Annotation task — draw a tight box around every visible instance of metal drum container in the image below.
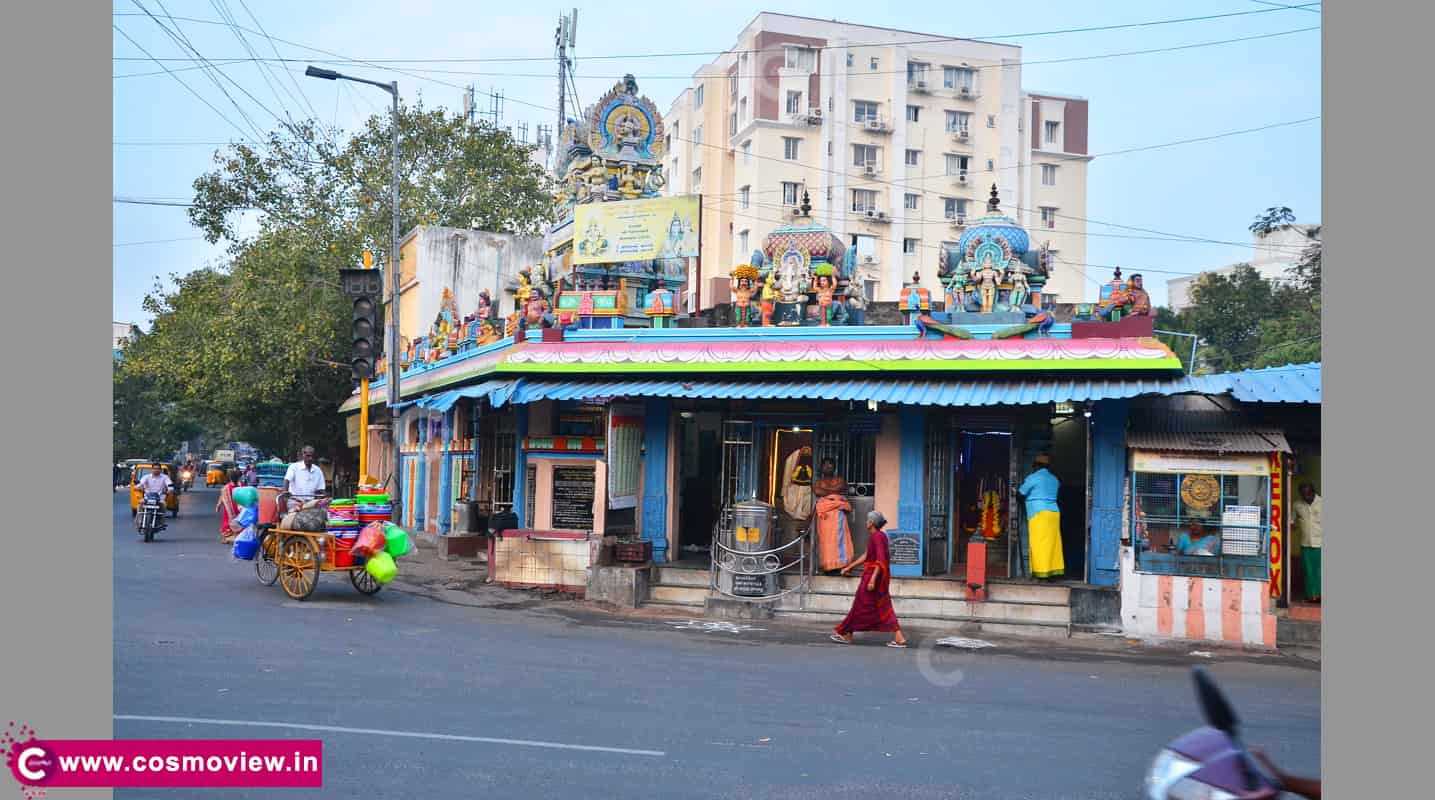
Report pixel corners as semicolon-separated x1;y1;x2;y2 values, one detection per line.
717;500;778;597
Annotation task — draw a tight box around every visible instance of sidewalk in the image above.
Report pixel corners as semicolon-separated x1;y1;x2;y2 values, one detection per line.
387;536;1318;669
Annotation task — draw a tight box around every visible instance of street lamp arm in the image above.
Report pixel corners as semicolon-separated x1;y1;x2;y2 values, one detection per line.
304;65;397;96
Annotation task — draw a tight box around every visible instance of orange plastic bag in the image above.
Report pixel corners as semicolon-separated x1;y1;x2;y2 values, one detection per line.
353;521;388;559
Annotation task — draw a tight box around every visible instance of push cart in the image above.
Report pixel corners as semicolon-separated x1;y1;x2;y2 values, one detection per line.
254;524;382;601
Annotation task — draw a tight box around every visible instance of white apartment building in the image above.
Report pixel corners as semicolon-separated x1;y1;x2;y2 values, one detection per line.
663;12;1092;306
1166;224;1320;312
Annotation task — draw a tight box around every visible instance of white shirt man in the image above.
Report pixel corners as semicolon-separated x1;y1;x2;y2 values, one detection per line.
283;448;327;512
136;470;173;497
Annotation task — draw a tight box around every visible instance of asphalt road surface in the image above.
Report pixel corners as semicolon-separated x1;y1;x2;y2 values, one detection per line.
114;489;1320;799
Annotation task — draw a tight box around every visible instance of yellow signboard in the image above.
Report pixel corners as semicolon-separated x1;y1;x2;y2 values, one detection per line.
572;196;700;265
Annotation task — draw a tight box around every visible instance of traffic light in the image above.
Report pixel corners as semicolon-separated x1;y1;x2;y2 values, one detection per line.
339;267;384;382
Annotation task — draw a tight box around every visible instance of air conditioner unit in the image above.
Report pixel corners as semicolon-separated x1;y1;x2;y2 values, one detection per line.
811;108;822;117
956;215;967;226
914;80;928;90
957;171;969;185
864;209;878;219
865;119;887;132
958;129;970;141
863;164;878;176
959;86;972;98
862;255;876;264
876;211;889;221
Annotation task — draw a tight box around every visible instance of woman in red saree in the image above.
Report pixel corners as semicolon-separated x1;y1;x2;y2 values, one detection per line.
830;511;908;648
215;468;241;544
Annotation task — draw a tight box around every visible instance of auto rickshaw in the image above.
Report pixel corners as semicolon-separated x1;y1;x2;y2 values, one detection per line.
206;461;234;487
130;464;180;518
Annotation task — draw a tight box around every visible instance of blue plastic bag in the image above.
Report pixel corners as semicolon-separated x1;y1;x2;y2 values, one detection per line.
231;526;259;560
235;504;258;529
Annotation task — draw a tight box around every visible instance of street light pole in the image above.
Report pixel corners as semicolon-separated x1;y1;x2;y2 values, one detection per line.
306;66;404;523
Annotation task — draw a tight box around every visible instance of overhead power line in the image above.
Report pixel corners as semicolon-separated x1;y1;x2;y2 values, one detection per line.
112;4;1320;64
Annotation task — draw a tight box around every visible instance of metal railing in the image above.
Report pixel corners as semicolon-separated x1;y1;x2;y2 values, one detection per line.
709;513;813;605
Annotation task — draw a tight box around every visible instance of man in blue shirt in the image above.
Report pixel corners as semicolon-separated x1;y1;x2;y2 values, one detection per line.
1017;454;1064;579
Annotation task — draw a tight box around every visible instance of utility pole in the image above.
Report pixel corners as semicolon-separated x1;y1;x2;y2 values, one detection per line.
554;9;576;169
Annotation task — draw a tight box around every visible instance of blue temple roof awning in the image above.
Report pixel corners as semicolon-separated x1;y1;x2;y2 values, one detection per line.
489;364;1320;408
413;380;521;413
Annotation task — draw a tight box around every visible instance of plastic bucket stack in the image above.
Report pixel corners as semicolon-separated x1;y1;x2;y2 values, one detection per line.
327;499;362;568
355;489;392;526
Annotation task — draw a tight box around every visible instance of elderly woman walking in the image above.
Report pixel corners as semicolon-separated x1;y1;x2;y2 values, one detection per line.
830;511;908;648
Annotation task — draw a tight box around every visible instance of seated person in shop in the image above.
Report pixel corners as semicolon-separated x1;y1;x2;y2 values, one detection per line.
812;458;854;573
1175;521;1220;556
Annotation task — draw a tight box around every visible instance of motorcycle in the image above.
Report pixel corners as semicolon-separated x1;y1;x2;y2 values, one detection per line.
180;468;194;493
1146;666;1320;799
136;491;168;543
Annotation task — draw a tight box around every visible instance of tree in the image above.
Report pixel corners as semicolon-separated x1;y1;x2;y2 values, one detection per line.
1249;206;1296;236
113;347;206;461
124;102;555;456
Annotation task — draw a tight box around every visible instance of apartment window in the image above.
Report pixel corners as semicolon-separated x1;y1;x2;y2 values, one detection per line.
852;144;879;168
944;66;974;91
851;189;878;213
741;140;751;164
846;53;854;67
986;114;997;128
730;73;738;99
664;134;671;152
694;126;702;146
740;97;747;121
786;90;803;115
905;149;920;167
783;137;801;160
1045;120;1061;145
906;105;921;122
1040;206;1058;229
943;197;968;220
853;100;880;123
729;112;737;136
907;62;928;84
785;46;816;71
986;158;995;172
870;57;879;71
903;238;920;255
694;85;704;109
828;141;833;156
692;167;702;187
946;110;972;134
740;185;751;209
1041;164;1057;186
782;181;801;206
738;229;750;255
944;153;970;176
904;193;920;210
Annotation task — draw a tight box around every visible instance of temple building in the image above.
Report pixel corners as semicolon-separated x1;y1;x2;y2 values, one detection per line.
340;74;1318;650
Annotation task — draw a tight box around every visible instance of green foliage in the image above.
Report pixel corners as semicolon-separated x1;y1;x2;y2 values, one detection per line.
1155;210;1320;374
124;101;555;455
112;353;205;461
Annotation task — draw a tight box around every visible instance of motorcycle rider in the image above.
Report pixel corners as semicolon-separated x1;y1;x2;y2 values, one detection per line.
136;462;174;532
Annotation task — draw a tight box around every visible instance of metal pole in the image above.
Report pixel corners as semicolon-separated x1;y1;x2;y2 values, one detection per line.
388;82;403;521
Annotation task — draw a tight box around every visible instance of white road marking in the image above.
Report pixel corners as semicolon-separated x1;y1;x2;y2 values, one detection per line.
115;714;665;757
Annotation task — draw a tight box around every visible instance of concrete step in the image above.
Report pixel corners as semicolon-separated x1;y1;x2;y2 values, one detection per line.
774;591;1070;624
647;584;709;606
779;573;1071;605
772;610;1070;640
1277;617;1321;648
651;566;711;588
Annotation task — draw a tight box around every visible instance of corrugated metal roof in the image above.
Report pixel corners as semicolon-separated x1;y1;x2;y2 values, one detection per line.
499;377;1208;408
1189;363;1320;404
1127;429;1292;454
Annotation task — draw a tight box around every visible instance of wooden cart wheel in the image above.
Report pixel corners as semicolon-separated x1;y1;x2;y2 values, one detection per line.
278;535;319;601
350;567;382;595
255;534;280;586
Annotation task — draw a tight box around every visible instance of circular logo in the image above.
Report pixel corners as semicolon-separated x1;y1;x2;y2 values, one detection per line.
11;741;56;786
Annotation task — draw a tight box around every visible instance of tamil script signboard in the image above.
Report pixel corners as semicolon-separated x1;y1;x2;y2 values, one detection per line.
572;196;700;265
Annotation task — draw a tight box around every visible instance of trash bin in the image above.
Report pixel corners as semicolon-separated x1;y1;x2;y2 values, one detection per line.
718;500;778;597
451;501;472;536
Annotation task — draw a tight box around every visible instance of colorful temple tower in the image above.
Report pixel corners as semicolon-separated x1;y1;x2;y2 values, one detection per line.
938;184;1053;322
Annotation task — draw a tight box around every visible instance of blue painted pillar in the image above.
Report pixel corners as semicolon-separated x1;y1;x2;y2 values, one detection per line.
641;398;671;564
513;407;528;527
1088;399;1129;587
894;406;926;578
437;410;454;534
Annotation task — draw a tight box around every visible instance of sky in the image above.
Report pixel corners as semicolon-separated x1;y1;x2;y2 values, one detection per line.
112;0;1321;326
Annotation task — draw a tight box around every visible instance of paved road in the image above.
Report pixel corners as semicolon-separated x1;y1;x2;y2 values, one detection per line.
114;490;1319;799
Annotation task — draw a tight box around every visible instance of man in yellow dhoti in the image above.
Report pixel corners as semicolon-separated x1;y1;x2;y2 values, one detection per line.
1017;454;1064;579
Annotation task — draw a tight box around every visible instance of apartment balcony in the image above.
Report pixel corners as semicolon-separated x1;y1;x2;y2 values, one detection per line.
786;109;824;127
907;78;932;94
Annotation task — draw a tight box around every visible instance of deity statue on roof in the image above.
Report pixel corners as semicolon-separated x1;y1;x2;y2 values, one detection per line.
811;265;839;326
730;264;760;327
972;254;1002;313
1006;267;1031;312
1127;273;1152;316
775;245;811;305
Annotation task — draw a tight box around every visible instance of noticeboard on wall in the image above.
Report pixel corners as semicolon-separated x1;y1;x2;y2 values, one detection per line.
888;532;922;569
551;465;596;531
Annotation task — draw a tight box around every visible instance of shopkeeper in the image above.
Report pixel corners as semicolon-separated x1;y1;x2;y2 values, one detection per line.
280;446;327;513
